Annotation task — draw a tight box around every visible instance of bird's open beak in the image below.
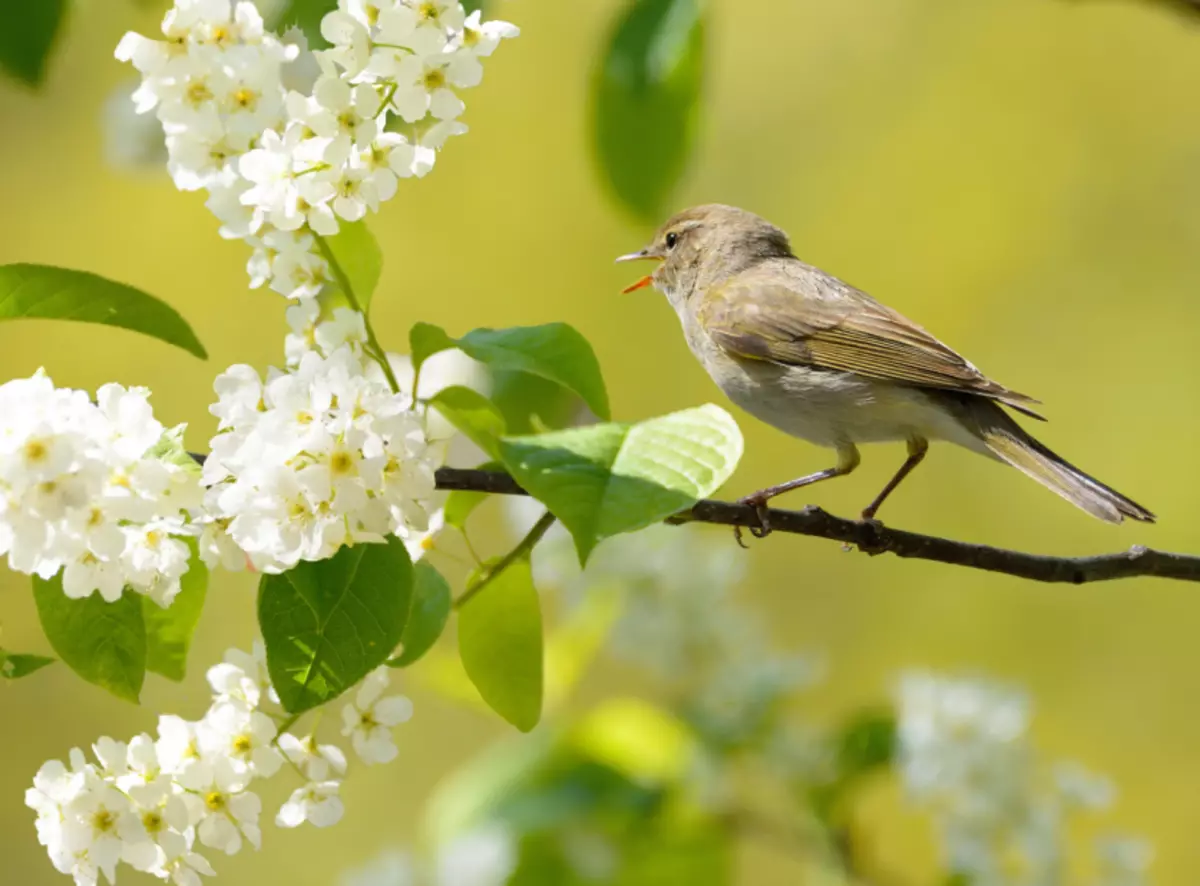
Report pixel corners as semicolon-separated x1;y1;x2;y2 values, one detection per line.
615;247;663;294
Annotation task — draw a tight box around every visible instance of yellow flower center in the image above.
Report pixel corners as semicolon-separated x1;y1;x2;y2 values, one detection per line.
232;734;253;754
463;28;480;47
205;791;226;812
417;2;439;22
142;810;164;834
421;68;446;91
23;440;48;463
330;451;354;475
92;808;117;833
186;81;213;106
232;88;258;110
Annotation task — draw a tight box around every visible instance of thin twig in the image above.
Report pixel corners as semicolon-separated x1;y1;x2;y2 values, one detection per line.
454;509;557;608
433;468;1200;585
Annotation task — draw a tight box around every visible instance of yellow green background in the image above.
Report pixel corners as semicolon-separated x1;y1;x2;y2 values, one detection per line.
2;0;1199;882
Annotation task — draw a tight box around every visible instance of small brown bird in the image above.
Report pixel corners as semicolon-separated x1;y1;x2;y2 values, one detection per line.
618;204;1154;536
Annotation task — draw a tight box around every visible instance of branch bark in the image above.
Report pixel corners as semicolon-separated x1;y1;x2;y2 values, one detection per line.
433;468;1200;585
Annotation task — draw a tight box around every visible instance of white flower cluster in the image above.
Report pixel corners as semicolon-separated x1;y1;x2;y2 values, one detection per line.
897;673;1152;886
0;372;201;606
200;345;440;572
28;645;413;885
117;0;517;301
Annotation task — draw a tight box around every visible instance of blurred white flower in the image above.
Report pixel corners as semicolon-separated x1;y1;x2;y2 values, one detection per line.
197;702;283;779
278;732;348;782
180;757;262;855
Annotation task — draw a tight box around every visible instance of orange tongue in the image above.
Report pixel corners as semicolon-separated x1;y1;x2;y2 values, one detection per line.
621;275;654;294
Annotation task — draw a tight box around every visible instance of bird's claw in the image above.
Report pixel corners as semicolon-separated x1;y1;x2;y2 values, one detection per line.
734;497;772;547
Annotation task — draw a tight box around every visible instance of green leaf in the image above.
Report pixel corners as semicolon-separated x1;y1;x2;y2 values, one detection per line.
319;220;383;311
269;0;338;48
458;557;544;732
592;0;706;220
462;0;488;15
0;264;207;358
444;461;502;531
428;387;506;457
490;370;586;434
259;537;414;713
143;549;208;683
458;325;610;421
499;404;742;563
0;650;55;679
32;577;146;703
0;0;68;87
410;323;610;421
409;321;458;380
388;562;451;667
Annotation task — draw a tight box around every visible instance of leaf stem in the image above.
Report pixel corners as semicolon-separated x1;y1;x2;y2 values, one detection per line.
312;231;402;395
455;511;556;609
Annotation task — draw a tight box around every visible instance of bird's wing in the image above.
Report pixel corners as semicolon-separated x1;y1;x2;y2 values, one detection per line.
697;264;1043;415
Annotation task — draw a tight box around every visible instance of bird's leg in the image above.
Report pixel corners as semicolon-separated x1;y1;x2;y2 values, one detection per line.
735;444;860;546
860;437;928;521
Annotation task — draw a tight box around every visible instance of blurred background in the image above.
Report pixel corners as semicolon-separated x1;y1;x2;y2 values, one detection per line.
2;0;1200;882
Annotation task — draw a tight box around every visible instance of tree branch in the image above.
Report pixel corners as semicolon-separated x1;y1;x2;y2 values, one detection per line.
433;468;1200;585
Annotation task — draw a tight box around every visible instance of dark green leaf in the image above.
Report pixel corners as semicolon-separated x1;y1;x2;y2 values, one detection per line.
388;562;451;667
0;0;68;87
143;547;208;683
592;0;706;220
458;557;543;732
319;220;382;311
458;325;610;421
498;404;742;563
0;651;55;679
269;0;338;49
462;0;488;15
32;577;146;703
444;460;503;531
428;386;506;457
0;264;207;358
259;537;414;713
490;370;586;434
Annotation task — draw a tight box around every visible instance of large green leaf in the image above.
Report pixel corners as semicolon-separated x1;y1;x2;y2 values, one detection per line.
428;387;506;457
143;548;208;683
411;323;610;421
490;369;587;434
499;404;742;563
458;557;544;732
0;0;68;87
259;537;414;713
592;0;706;220
0;650;55;680
316;221;382;311
0;264;207;358
32;578;146;703
388;562;451;667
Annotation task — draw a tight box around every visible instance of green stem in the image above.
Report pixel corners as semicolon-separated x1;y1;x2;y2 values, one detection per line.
312;231;402;395
454;510;556;609
375;81;399;118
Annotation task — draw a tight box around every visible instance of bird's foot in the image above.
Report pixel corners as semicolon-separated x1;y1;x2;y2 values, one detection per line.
734;495;773;547
854;515;888;555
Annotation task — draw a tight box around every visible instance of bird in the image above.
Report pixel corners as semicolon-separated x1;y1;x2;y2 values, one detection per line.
616;203;1154;540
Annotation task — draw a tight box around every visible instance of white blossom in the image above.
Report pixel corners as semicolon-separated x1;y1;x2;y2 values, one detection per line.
276;780;345;828
341;668;413;764
0;372;201;604
117;0;518;299
200;346;440;572
277;732;348;781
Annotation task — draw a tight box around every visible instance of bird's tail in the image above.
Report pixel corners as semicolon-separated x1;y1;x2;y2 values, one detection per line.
954;398;1155;524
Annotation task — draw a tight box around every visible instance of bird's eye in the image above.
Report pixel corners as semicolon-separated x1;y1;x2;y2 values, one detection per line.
665;232;679;250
